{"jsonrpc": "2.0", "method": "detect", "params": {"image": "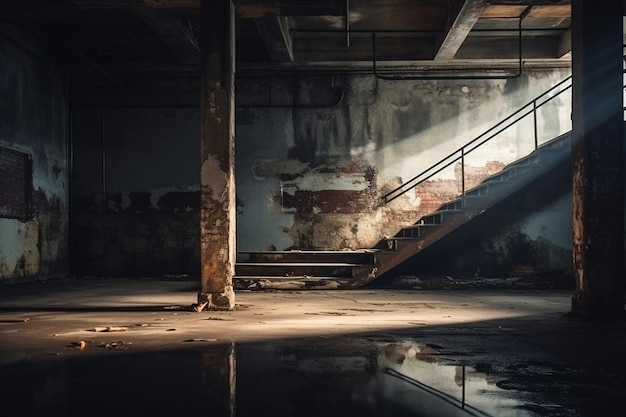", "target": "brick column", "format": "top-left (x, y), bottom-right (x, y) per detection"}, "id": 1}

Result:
top-left (570, 0), bottom-right (624, 317)
top-left (197, 0), bottom-right (236, 311)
